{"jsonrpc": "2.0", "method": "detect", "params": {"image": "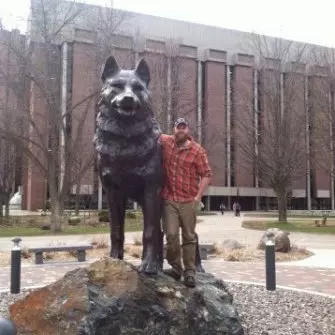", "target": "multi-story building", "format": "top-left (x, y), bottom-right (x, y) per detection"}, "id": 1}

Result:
top-left (1, 1), bottom-right (335, 211)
